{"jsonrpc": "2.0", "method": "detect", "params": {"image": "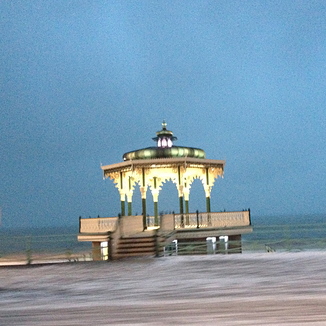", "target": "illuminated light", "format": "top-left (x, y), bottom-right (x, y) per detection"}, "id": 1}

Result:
top-left (219, 236), bottom-right (229, 251)
top-left (207, 237), bottom-right (217, 252)
top-left (144, 149), bottom-right (151, 158)
top-left (147, 226), bottom-right (159, 230)
top-left (101, 241), bottom-right (108, 260)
